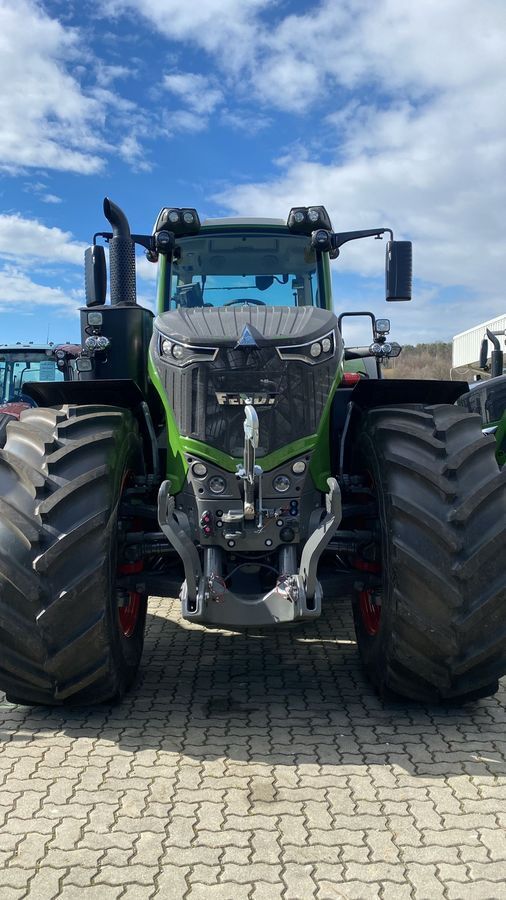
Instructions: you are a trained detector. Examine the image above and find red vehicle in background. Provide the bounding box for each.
[0,343,80,445]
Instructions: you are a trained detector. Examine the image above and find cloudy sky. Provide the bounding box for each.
[0,0,505,345]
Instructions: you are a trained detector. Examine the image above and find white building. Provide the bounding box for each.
[452,314,506,376]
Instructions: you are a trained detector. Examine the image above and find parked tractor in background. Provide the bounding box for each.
[0,343,80,446]
[0,199,504,707]
[456,329,506,467]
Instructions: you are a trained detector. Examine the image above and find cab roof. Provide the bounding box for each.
[200,217,286,228]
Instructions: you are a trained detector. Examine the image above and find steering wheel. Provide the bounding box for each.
[224,298,266,307]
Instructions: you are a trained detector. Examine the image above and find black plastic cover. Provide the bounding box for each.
[85,245,107,307]
[21,379,145,409]
[385,241,412,301]
[350,378,468,408]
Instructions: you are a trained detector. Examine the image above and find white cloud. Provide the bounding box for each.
[0,214,86,266]
[204,0,506,340]
[0,264,78,314]
[0,0,108,173]
[23,181,63,205]
[166,110,208,134]
[163,73,223,116]
[106,0,269,68]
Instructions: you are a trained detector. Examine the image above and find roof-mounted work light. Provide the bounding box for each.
[287,206,332,234]
[311,229,333,252]
[153,207,201,235]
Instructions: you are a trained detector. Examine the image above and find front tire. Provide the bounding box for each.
[0,404,147,705]
[352,404,506,703]
[0,412,16,448]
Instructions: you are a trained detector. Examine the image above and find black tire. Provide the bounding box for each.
[0,413,16,448]
[351,404,506,703]
[0,405,148,705]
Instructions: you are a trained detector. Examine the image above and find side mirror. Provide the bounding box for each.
[85,245,107,307]
[479,338,489,369]
[385,241,412,301]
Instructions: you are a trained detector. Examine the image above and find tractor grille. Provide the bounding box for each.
[160,347,336,457]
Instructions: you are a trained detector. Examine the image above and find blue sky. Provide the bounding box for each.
[0,0,505,347]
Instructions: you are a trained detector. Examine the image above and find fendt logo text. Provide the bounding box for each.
[216,392,277,406]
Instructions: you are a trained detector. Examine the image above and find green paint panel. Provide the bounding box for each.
[148,353,188,492]
[182,434,318,473]
[156,254,168,314]
[495,411,506,467]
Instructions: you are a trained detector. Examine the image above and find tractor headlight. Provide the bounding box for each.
[375,318,390,334]
[277,331,335,364]
[154,207,201,235]
[311,229,333,252]
[157,331,218,367]
[292,460,306,475]
[85,336,98,351]
[370,341,392,357]
[273,474,291,493]
[96,336,110,350]
[209,475,226,494]
[192,462,208,478]
[287,206,332,233]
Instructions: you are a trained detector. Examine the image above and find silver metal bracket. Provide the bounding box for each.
[157,480,202,603]
[299,477,342,600]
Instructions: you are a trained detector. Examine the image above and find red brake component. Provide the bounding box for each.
[341,372,362,386]
[117,560,144,638]
[353,558,381,636]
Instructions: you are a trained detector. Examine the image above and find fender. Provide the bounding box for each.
[22,378,146,411]
[334,378,469,474]
[349,378,468,408]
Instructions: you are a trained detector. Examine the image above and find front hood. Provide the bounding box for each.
[155,306,338,348]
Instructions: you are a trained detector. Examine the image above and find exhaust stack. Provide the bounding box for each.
[103,197,136,306]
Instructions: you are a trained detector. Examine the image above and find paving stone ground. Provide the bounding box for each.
[1,597,506,899]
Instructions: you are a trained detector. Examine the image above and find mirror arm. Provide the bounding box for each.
[92,231,155,253]
[332,228,393,253]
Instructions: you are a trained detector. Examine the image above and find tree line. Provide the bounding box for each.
[383,342,452,380]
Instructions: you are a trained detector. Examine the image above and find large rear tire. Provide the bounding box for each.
[352,404,506,703]
[0,412,16,448]
[0,405,148,705]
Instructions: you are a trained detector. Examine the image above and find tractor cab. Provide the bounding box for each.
[0,343,79,411]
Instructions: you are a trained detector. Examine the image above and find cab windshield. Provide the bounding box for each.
[0,355,63,403]
[169,230,323,309]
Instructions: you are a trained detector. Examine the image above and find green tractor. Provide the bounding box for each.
[456,329,506,468]
[0,199,504,706]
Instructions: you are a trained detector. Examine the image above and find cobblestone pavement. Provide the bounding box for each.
[1,597,506,900]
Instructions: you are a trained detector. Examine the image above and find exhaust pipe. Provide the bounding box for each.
[103,197,136,306]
